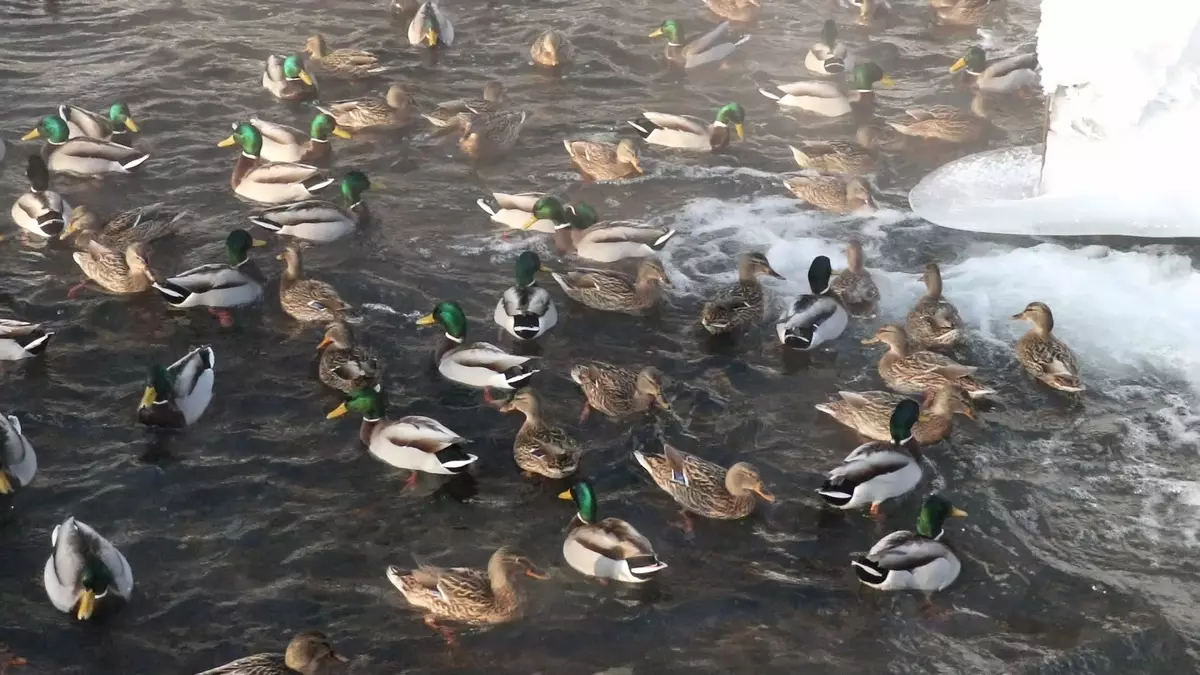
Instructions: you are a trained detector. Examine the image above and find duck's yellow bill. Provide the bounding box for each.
[125,117,141,133]
[521,214,539,230]
[332,128,353,140]
[77,589,97,620]
[734,123,745,140]
[21,128,41,141]
[951,507,968,518]
[0,472,12,495]
[425,28,439,46]
[879,75,896,87]
[557,489,572,500]
[415,313,437,326]
[861,336,880,344]
[326,402,349,419]
[140,386,157,408]
[299,70,314,86]
[217,135,237,148]
[539,265,553,273]
[648,28,664,37]
[252,239,268,247]
[317,336,334,351]
[918,413,931,423]
[949,57,968,73]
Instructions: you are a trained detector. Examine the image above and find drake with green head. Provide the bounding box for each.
[137,346,215,429]
[43,516,134,621]
[544,200,678,264]
[151,229,266,326]
[416,300,539,396]
[408,1,455,48]
[950,46,1039,94]
[558,480,669,583]
[853,493,967,594]
[494,251,557,340]
[476,191,563,233]
[249,113,353,165]
[250,170,373,243]
[817,399,923,517]
[805,19,850,75]
[218,122,335,204]
[57,102,140,141]
[649,19,750,70]
[21,115,149,175]
[263,53,317,100]
[759,62,894,117]
[629,102,745,151]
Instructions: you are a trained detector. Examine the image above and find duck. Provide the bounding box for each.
[43,516,134,621]
[558,480,668,583]
[247,113,352,164]
[634,445,774,529]
[55,102,139,141]
[563,138,643,181]
[137,346,216,429]
[262,54,317,101]
[0,413,37,495]
[863,324,996,399]
[846,0,892,24]
[476,191,561,234]
[327,384,477,488]
[887,105,986,143]
[459,110,528,160]
[648,20,750,70]
[570,361,669,424]
[551,257,672,316]
[151,229,267,325]
[934,0,995,25]
[219,123,335,205]
[530,198,677,263]
[806,19,851,75]
[317,85,416,130]
[21,115,149,175]
[65,233,153,295]
[1012,301,1084,392]
[277,244,351,323]
[494,251,556,341]
[816,384,976,445]
[531,29,572,67]
[906,262,965,349]
[828,239,880,317]
[250,171,373,243]
[783,175,874,214]
[304,33,384,77]
[62,203,182,247]
[499,389,582,479]
[951,46,1039,94]
[409,1,455,48]
[628,103,745,151]
[759,62,893,117]
[853,494,967,594]
[817,399,922,516]
[194,631,349,675]
[423,82,505,129]
[11,155,70,238]
[416,300,540,394]
[789,126,884,176]
[0,319,54,361]
[702,0,761,23]
[775,255,849,350]
[317,321,380,394]
[700,251,783,334]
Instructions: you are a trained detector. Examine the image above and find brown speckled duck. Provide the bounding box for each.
[1012,301,1084,392]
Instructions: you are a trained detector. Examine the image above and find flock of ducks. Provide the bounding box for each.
[0,0,1063,671]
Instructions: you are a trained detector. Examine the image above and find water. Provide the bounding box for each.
[2,0,1199,673]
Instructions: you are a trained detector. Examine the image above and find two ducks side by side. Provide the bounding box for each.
[251,170,373,244]
[219,123,335,205]
[817,384,976,446]
[21,115,149,175]
[759,62,893,118]
[817,398,923,517]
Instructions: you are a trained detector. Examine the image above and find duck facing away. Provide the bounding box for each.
[137,346,215,429]
[906,262,965,350]
[11,155,71,238]
[277,244,351,323]
[424,82,505,129]
[634,444,774,532]
[499,388,582,479]
[559,481,668,583]
[700,251,784,334]
[0,320,54,361]
[494,251,556,340]
[417,300,540,396]
[817,384,975,446]
[571,362,669,424]
[806,19,850,75]
[776,255,849,350]
[817,399,923,517]
[828,239,880,317]
[1012,301,1084,392]
[43,516,134,621]
[552,257,672,316]
[0,413,37,495]
[863,324,995,399]
[853,494,967,597]
[459,110,528,160]
[194,630,349,675]
[789,126,884,176]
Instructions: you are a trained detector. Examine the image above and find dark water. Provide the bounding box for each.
[3,0,1200,672]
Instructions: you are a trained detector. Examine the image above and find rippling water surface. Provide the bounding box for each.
[3,0,1200,672]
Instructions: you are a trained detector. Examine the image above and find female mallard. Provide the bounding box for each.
[278,244,351,323]
[327,384,476,488]
[151,229,266,327]
[863,324,995,399]
[531,29,572,67]
[424,82,505,129]
[305,33,384,77]
[0,320,54,361]
[702,0,760,23]
[21,116,149,175]
[700,251,783,334]
[11,155,70,238]
[219,123,335,205]
[137,346,215,429]
[248,113,352,164]
[551,257,672,316]
[760,62,893,117]
[65,233,152,296]
[409,1,455,48]
[0,413,37,495]
[1012,301,1084,392]
[634,445,774,530]
[828,239,879,317]
[558,481,668,583]
[56,102,139,141]
[934,0,994,25]
[776,255,849,350]
[951,46,1038,94]
[628,103,745,151]
[817,399,922,516]
[250,171,372,244]
[906,262,965,349]
[194,631,348,675]
[853,494,967,594]
[648,20,750,70]
[476,191,560,233]
[494,251,556,341]
[570,361,668,424]
[806,19,851,75]
[263,54,317,101]
[783,175,873,214]
[416,301,540,394]
[499,389,582,479]
[816,384,975,445]
[563,138,643,181]
[460,110,528,159]
[317,321,380,394]
[887,105,986,142]
[62,204,182,247]
[317,85,416,130]
[789,126,884,176]
[528,198,676,263]
[43,516,134,621]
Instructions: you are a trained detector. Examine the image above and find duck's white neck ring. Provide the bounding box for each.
[363,416,382,423]
[667,42,683,47]
[444,333,463,344]
[241,152,257,159]
[311,137,329,144]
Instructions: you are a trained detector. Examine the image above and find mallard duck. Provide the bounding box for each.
[759,62,893,117]
[317,321,380,394]
[416,301,540,393]
[563,138,643,181]
[702,0,760,22]
[21,116,149,175]
[250,171,372,243]
[806,19,850,75]
[278,244,350,323]
[558,481,668,583]
[863,325,996,399]
[0,319,53,361]
[816,385,975,445]
[194,631,349,675]
[817,399,922,516]
[248,114,352,165]
[648,20,750,70]
[219,123,335,205]
[327,384,477,486]
[151,230,266,325]
[776,255,849,350]
[934,0,994,25]
[137,346,215,429]
[423,82,505,129]
[783,175,874,214]
[56,103,139,140]
[526,198,676,263]
[951,46,1038,94]
[828,239,879,317]
[391,0,421,15]
[499,389,582,479]
[460,110,528,159]
[263,54,317,101]
[409,1,455,48]
[62,204,182,247]
[531,29,572,67]
[634,445,774,528]
[845,0,892,24]
[11,155,70,238]
[305,33,384,77]
[628,103,745,151]
[43,516,134,621]
[66,233,152,295]
[494,251,556,340]
[853,494,967,594]
[906,262,965,349]
[317,85,416,130]
[552,257,672,316]
[476,192,560,233]
[789,126,883,176]
[1012,302,1084,392]
[887,105,986,142]
[570,361,668,423]
[0,413,37,495]
[700,251,783,334]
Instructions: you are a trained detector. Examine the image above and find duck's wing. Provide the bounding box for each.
[250,116,308,146]
[166,264,253,293]
[244,161,323,185]
[193,652,286,675]
[264,54,286,82]
[986,52,1038,78]
[574,518,656,559]
[775,81,844,98]
[866,530,951,571]
[640,112,710,136]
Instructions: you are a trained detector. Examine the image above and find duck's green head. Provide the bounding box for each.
[527,196,569,229]
[558,480,598,524]
[340,170,372,205]
[108,102,140,133]
[514,251,549,287]
[225,228,266,266]
[821,18,838,45]
[21,115,70,144]
[565,202,599,229]
[416,300,468,340]
[327,383,386,421]
[716,103,746,140]
[140,365,175,408]
[218,122,263,157]
[76,556,116,620]
[916,493,968,539]
[888,398,920,443]
[951,46,987,75]
[650,19,682,45]
[283,54,314,85]
[310,113,352,142]
[849,62,894,91]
